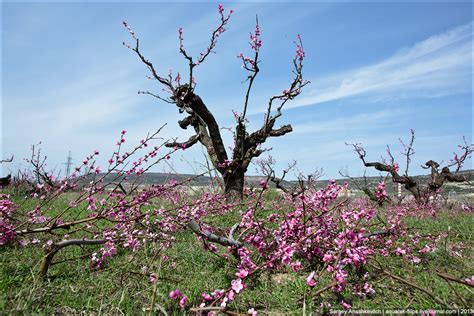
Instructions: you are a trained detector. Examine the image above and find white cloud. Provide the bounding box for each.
[290,22,473,108]
[292,109,403,135]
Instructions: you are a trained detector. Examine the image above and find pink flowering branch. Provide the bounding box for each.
[178,4,233,88]
[446,136,474,172]
[239,16,261,121]
[122,21,174,99]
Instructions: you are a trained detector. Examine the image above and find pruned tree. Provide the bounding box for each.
[26,144,59,190]
[349,130,473,204]
[123,5,309,198]
[257,156,323,198]
[0,155,14,188]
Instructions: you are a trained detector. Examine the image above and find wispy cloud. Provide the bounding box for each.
[290,22,473,108]
[292,109,404,135]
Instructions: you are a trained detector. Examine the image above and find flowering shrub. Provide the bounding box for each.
[3,127,201,276]
[374,181,389,203]
[0,194,16,245]
[184,180,452,311]
[1,139,468,312]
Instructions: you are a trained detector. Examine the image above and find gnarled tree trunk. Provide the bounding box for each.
[224,168,245,199]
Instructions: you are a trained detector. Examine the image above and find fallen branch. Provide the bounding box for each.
[189,306,224,312]
[362,230,393,238]
[39,239,106,277]
[371,264,453,309]
[187,220,243,247]
[436,271,474,288]
[312,281,337,298]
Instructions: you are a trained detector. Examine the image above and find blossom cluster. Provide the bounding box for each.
[374,181,388,202]
[0,195,16,245]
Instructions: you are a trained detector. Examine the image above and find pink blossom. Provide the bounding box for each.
[375,181,388,201]
[236,269,249,278]
[395,247,406,256]
[393,162,400,172]
[291,261,302,272]
[202,293,213,301]
[341,300,351,310]
[248,308,257,316]
[323,253,333,262]
[169,288,182,300]
[464,276,474,286]
[149,273,157,284]
[363,282,375,294]
[231,279,244,293]
[306,271,317,287]
[179,295,187,308]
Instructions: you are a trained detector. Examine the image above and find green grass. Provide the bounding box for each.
[1,193,473,314]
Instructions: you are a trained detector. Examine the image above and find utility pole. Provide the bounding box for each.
[64,151,73,177]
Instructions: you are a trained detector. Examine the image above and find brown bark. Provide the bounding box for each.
[223,168,245,200]
[38,239,106,277]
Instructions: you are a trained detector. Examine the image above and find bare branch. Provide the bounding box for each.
[0,155,14,164]
[240,15,261,121]
[165,134,199,149]
[39,238,106,277]
[138,90,174,104]
[399,129,415,176]
[371,264,453,309]
[269,125,293,137]
[178,5,233,88]
[129,37,174,90]
[436,271,474,288]
[187,220,243,247]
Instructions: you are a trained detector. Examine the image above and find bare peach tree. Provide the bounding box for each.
[123,5,309,198]
[349,130,473,204]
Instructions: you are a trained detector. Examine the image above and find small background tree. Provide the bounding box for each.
[349,130,473,204]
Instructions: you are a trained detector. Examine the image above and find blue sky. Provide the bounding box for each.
[1,0,472,179]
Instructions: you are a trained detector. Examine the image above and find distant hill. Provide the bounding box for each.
[86,169,472,195]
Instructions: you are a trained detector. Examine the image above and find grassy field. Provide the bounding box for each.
[1,191,473,314]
